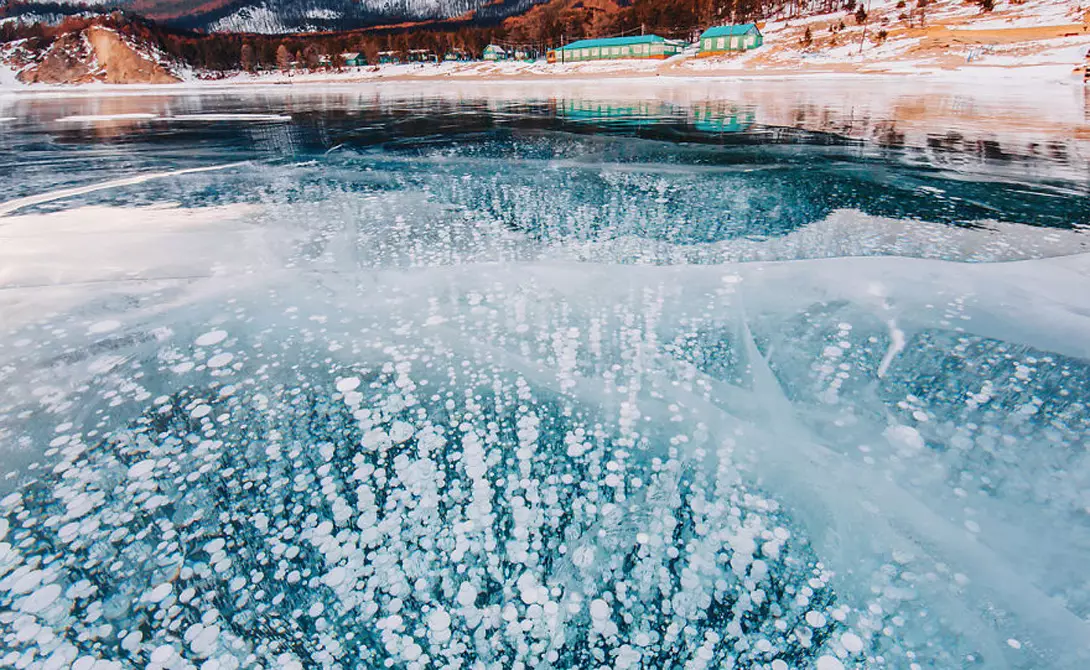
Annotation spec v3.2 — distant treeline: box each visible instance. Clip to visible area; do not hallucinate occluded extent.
[0,0,867,71]
[505,0,867,45]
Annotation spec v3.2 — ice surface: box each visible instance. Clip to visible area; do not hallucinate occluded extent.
[0,94,1088,669]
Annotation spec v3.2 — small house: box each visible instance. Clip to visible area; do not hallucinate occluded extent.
[483,44,508,61]
[552,35,685,64]
[444,49,471,62]
[341,52,365,67]
[378,51,400,64]
[698,24,763,56]
[406,49,437,63]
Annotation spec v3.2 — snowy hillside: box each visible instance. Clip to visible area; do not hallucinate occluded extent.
[2,0,547,33]
[4,0,1087,35]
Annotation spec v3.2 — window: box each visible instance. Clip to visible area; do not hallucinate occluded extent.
[612,47,620,56]
[717,37,725,49]
[592,48,599,57]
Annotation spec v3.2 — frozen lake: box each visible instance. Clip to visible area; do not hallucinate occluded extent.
[0,80,1089,670]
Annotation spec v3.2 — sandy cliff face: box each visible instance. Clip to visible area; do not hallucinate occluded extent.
[84,26,179,84]
[17,27,180,85]
[17,33,96,85]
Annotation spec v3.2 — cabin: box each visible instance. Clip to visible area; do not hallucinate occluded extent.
[378,51,400,64]
[406,49,438,63]
[483,44,508,61]
[551,35,685,64]
[341,52,365,67]
[698,24,763,56]
[444,49,472,62]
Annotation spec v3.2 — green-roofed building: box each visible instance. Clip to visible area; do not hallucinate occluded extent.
[698,24,763,56]
[483,44,508,61]
[548,34,685,64]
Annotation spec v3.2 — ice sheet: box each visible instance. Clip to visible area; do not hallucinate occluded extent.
[0,191,1088,668]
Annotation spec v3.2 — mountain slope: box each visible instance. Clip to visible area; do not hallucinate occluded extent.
[2,0,550,32]
[12,24,180,83]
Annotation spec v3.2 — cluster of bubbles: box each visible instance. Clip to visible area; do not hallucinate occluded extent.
[0,321,867,670]
[2,123,1088,670]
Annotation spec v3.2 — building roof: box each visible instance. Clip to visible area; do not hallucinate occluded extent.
[700,23,761,39]
[341,52,360,59]
[484,44,507,52]
[559,34,667,51]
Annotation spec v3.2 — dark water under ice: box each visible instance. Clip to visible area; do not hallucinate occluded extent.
[0,83,1089,670]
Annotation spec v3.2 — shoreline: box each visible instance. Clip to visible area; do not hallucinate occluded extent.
[3,0,1088,95]
[1,60,1086,97]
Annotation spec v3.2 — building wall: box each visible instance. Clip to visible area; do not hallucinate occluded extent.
[698,31,762,56]
[557,41,681,62]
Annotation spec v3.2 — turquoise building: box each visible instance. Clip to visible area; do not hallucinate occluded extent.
[698,24,764,56]
[550,35,685,64]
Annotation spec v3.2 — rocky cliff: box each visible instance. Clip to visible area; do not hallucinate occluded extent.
[17,26,180,85]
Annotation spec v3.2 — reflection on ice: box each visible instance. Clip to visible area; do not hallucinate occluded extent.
[0,92,1089,670]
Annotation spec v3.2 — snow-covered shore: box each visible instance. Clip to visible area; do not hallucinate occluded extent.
[3,0,1089,93]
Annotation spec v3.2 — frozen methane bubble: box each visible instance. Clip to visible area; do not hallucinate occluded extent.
[87,320,121,334]
[2,157,1088,670]
[335,377,360,393]
[206,352,234,368]
[842,632,864,654]
[195,330,228,346]
[20,583,61,613]
[0,366,855,668]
